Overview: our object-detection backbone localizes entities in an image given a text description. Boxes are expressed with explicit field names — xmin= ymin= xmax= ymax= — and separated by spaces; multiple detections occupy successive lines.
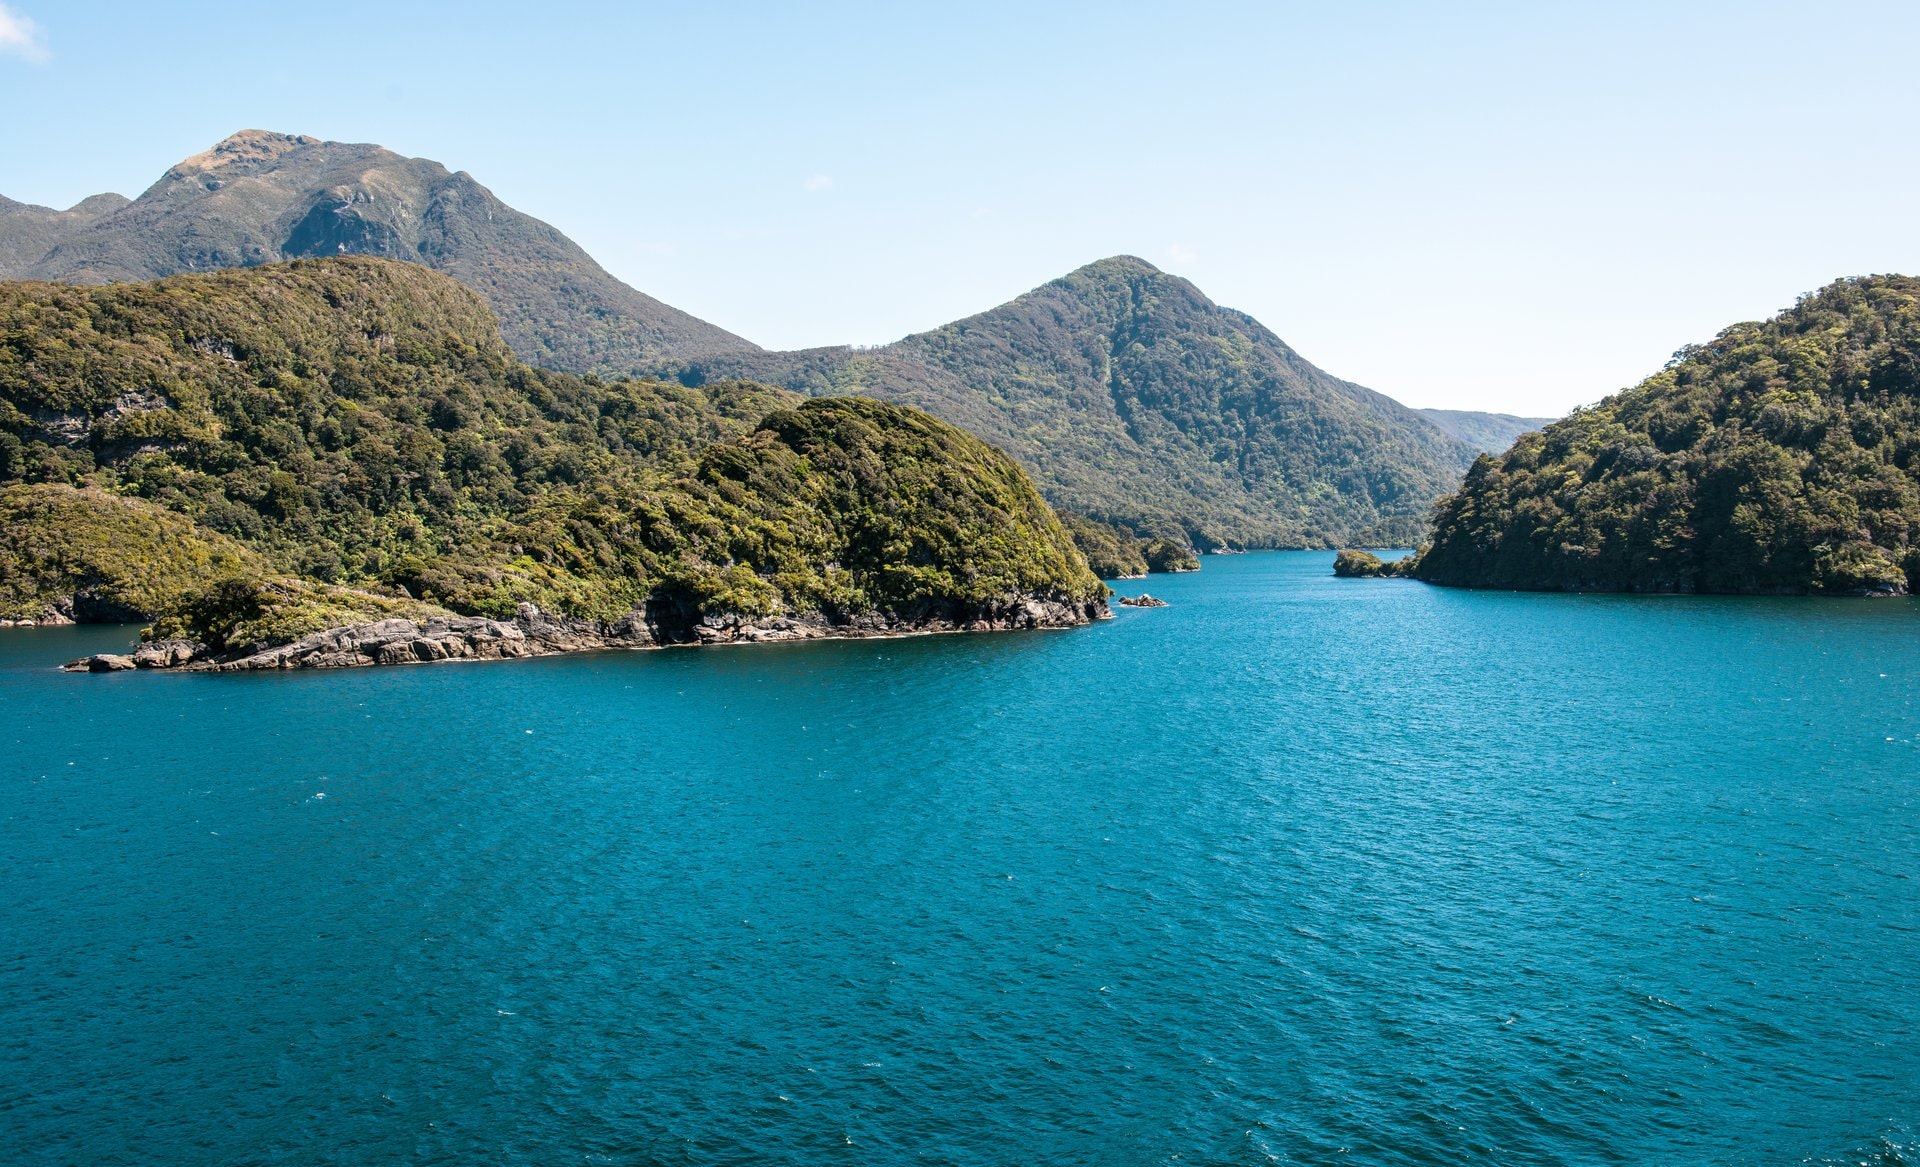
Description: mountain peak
xmin=667 ymin=257 xmax=1475 ymax=547
xmin=68 ymin=192 xmax=130 ymax=216
xmin=169 ymin=130 xmax=324 ymax=177
xmin=3 ymin=133 xmax=756 ymax=368
xmin=1073 ymin=255 xmax=1162 ymax=278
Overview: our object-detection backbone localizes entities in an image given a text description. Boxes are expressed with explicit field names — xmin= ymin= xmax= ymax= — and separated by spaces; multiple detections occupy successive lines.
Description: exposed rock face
xmin=133 ymin=640 xmax=200 ymax=668
xmin=66 ymin=598 xmax=1110 ymax=673
xmin=0 ymin=613 xmax=72 ymax=627
xmin=1117 ymin=594 xmax=1168 ymax=608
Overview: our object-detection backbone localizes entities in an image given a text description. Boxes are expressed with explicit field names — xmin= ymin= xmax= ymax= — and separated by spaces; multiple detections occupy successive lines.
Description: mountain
xmin=0 ymin=130 xmax=755 ymax=375
xmin=1407 ymin=275 xmax=1920 ymax=595
xmin=1416 ymin=408 xmax=1553 ymax=452
xmin=0 ymin=192 xmax=130 ymax=274
xmin=0 ymin=257 xmax=1104 ymax=663
xmin=662 ymin=257 xmax=1482 ymax=548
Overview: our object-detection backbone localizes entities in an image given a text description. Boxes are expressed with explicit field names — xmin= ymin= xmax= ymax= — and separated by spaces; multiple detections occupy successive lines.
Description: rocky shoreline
xmin=64 ymin=597 xmax=1110 ymax=673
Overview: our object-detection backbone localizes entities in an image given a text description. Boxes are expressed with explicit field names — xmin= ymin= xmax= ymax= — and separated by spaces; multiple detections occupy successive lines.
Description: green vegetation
xmin=0 ymin=484 xmax=259 ymax=621
xmin=8 ymin=136 xmax=1533 ymax=551
xmin=1059 ymin=514 xmax=1149 ymax=578
xmin=666 ymin=257 xmax=1481 ymax=549
xmin=1331 ymin=549 xmax=1414 ymax=578
xmin=674 ymin=397 xmax=1106 ymax=617
xmin=1416 ymin=409 xmax=1553 ymax=453
xmin=0 ymin=258 xmax=1103 ymax=651
xmin=1411 ymin=275 xmax=1920 ymax=595
xmin=0 ymin=130 xmax=755 ymax=375
xmin=1141 ymin=538 xmax=1200 ymax=573
xmin=1058 ymin=514 xmax=1207 ymax=577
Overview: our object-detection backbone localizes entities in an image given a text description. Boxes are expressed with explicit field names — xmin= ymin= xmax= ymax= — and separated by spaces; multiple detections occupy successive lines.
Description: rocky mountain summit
xmin=0 ymin=130 xmax=754 ymax=374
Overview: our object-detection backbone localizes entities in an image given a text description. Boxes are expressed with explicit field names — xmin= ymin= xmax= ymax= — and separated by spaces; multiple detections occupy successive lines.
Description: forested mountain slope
xmin=1417 ymin=408 xmax=1554 ymax=452
xmin=667 ymin=257 xmax=1481 ymax=548
xmin=1412 ymin=276 xmax=1920 ymax=595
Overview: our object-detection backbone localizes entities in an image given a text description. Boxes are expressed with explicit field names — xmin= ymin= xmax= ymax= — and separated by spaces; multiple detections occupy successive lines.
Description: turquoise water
xmin=3 ymin=552 xmax=1916 ymax=1166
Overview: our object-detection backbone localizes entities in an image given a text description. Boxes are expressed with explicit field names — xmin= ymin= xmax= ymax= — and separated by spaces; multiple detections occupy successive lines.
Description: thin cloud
xmin=0 ymin=4 xmax=48 ymax=62
xmin=802 ymin=174 xmax=833 ymax=193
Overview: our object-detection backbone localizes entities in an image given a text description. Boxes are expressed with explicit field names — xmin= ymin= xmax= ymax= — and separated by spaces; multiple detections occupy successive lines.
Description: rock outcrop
xmin=1117 ymin=594 xmax=1168 ymax=608
xmin=65 ymin=597 xmax=1109 ymax=673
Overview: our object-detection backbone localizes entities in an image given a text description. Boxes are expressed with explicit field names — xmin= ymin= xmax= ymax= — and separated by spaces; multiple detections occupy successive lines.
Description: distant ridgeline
xmin=1345 ymin=276 xmax=1920 ymax=596
xmin=659 ymin=257 xmax=1546 ymax=550
xmin=0 ymin=258 xmax=1108 ymax=666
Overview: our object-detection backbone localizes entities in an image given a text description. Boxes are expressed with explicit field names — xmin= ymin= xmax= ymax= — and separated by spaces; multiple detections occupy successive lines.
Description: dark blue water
xmin=3 ymin=553 xmax=1916 ymax=1166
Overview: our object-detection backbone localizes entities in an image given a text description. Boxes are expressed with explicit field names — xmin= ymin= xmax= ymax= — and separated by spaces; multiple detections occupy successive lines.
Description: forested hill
xmin=0 ymin=130 xmax=756 ymax=375
xmin=664 ymin=256 xmax=1482 ymax=549
xmin=1412 ymin=275 xmax=1920 ymax=596
xmin=0 ymin=258 xmax=1103 ymax=656
xmin=1417 ymin=408 xmax=1554 ymax=452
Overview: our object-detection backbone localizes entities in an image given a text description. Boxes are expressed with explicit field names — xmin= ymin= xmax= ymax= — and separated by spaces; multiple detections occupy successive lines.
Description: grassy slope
xmin=0 ymin=483 xmax=260 ymax=621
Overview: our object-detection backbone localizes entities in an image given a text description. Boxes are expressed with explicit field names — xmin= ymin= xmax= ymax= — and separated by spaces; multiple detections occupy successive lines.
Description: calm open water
xmin=2 ymin=552 xmax=1916 ymax=1166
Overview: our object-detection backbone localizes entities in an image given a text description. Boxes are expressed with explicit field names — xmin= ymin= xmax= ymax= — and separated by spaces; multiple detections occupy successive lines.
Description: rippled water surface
xmin=4 ymin=553 xmax=1917 ymax=1165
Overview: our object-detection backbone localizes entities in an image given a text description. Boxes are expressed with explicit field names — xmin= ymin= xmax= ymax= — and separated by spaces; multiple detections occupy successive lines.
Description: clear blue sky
xmin=4 ymin=1 xmax=1919 ymax=416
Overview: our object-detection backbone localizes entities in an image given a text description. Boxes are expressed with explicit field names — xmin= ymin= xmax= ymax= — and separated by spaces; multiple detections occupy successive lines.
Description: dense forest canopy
xmin=1411 ymin=275 xmax=1920 ymax=595
xmin=0 ymin=258 xmax=1103 ymax=651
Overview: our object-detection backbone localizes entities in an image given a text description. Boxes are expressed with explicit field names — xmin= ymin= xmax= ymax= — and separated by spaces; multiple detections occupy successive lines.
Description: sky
xmin=3 ymin=1 xmax=1919 ymax=417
